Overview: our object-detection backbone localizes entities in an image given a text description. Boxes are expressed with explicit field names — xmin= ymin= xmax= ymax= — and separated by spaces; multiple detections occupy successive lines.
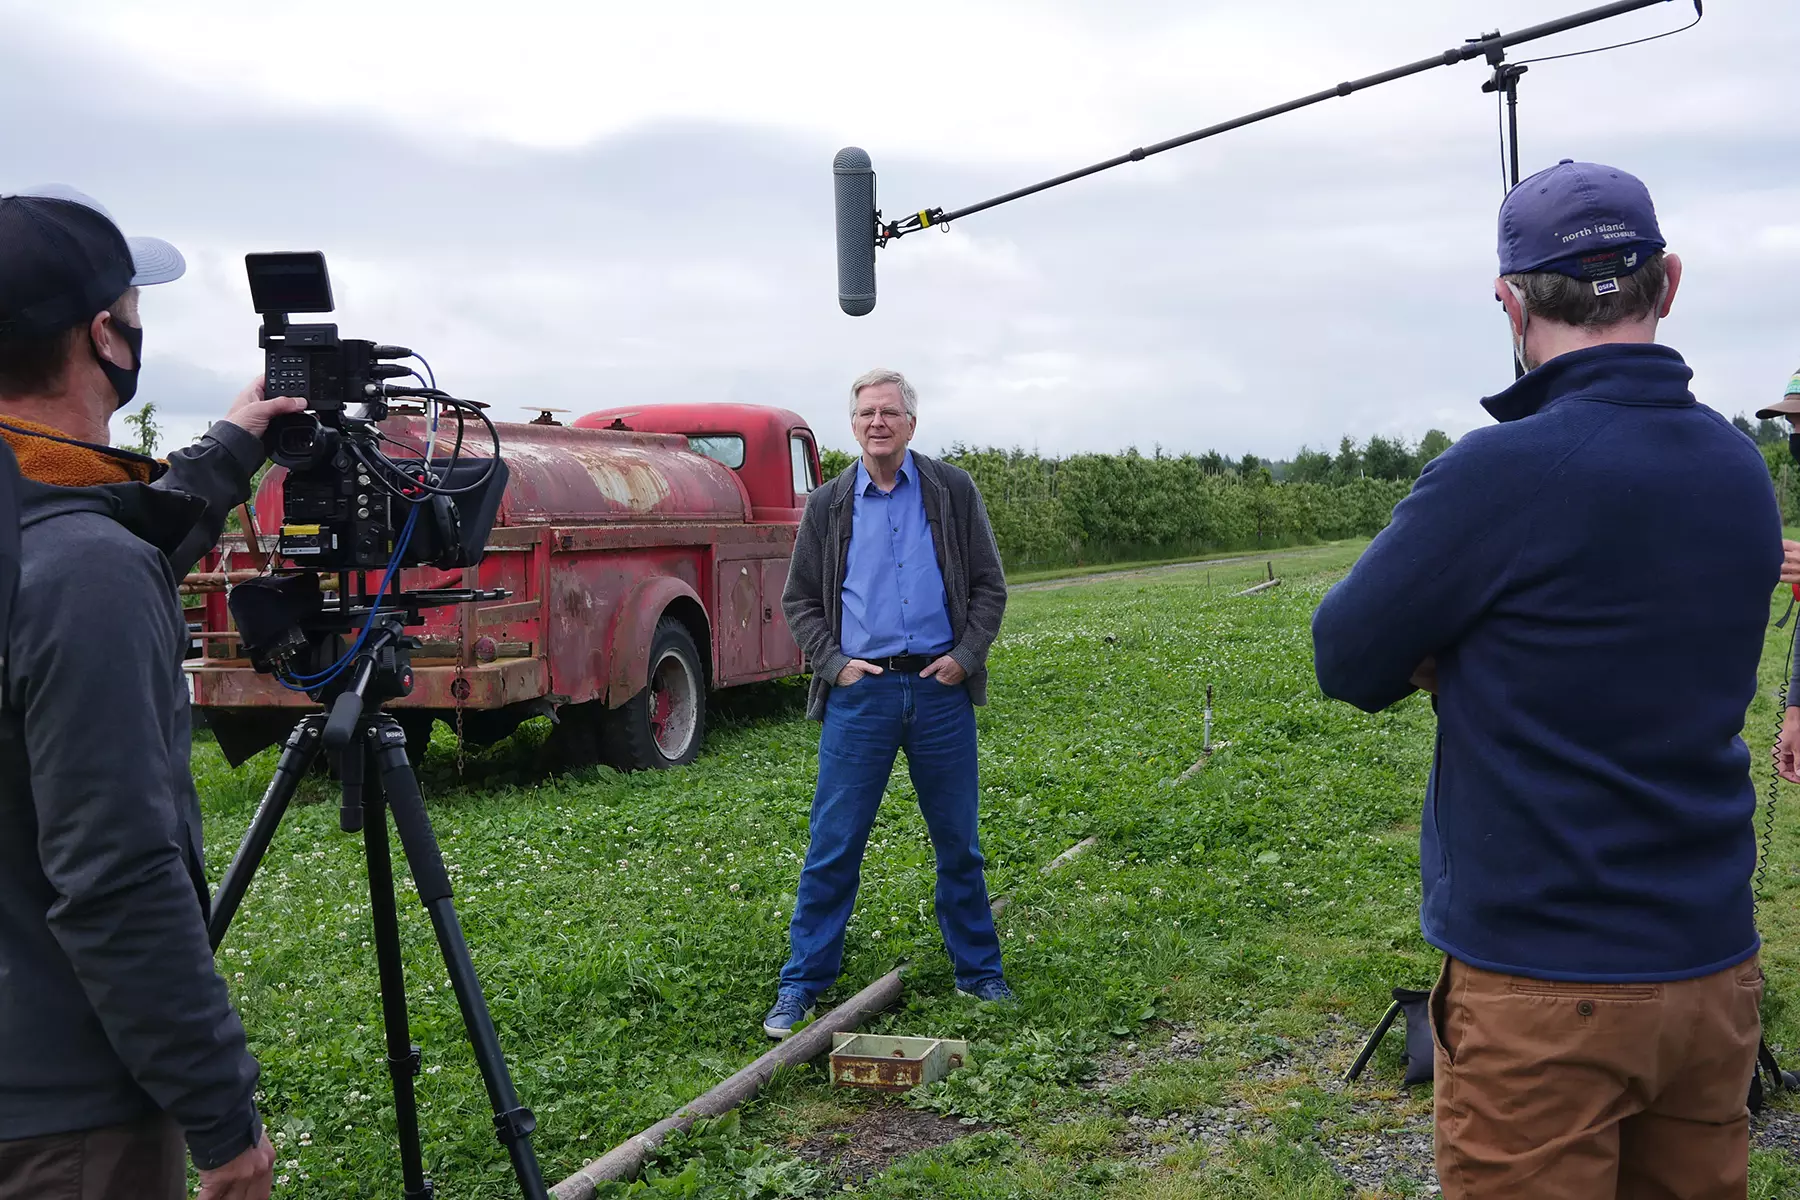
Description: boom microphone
xmin=841 ymin=0 xmax=1694 ymax=313
xmin=834 ymin=147 xmax=877 ymax=316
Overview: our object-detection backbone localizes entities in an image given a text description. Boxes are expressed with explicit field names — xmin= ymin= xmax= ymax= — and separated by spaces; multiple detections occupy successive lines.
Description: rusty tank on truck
xmin=186 ymin=402 xmax=825 ymax=771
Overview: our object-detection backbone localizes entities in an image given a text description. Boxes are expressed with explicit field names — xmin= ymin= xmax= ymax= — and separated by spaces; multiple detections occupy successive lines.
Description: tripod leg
xmin=209 ymin=716 xmax=324 ymax=950
xmin=1345 ymin=1001 xmax=1404 ymax=1083
xmin=368 ymin=719 xmax=549 ymax=1200
xmin=354 ymin=740 xmax=434 ymax=1200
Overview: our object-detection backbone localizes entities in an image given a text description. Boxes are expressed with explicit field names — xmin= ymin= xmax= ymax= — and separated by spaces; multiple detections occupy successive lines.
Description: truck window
xmin=790 ymin=434 xmax=819 ymax=495
xmin=686 ymin=434 xmax=746 ymax=470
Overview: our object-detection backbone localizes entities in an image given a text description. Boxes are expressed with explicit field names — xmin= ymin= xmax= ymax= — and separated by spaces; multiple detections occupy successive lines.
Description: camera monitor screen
xmin=246 ymin=251 xmax=335 ymax=315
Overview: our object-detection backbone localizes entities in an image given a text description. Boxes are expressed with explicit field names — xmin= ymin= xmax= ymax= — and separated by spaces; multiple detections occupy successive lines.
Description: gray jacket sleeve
xmin=949 ymin=475 xmax=1007 ymax=676
xmin=15 ymin=537 xmax=261 ymax=1169
xmin=782 ymin=489 xmax=850 ymax=686
xmin=153 ymin=421 xmax=265 ymax=580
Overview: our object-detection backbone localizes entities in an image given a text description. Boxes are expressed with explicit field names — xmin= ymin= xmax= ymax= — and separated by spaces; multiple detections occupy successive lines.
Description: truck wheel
xmin=602 ymin=618 xmax=707 ymax=770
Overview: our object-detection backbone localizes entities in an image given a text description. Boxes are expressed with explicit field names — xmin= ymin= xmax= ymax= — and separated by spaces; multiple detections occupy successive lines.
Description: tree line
xmin=814 ymin=409 xmax=1799 ymax=569
xmin=818 ymin=431 xmax=1455 ymax=569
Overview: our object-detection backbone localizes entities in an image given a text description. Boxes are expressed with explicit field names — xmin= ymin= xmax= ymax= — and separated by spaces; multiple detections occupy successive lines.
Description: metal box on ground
xmin=829 ymin=1033 xmax=971 ymax=1093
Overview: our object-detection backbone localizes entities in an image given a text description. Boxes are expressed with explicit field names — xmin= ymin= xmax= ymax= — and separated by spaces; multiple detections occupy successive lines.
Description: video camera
xmin=231 ymin=252 xmax=511 ymax=698
xmin=247 ymin=251 xmax=506 ymax=572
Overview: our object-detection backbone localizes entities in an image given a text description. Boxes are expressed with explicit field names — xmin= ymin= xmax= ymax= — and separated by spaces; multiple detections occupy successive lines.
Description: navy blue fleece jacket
xmin=1313 ymin=344 xmax=1780 ymax=982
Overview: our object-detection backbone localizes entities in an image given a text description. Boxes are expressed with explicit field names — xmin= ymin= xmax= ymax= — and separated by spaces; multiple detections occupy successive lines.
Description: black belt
xmin=867 ymin=654 xmax=934 ymax=673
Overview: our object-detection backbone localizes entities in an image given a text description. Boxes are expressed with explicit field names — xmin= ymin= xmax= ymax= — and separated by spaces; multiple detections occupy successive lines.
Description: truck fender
xmin=605 ymin=575 xmax=708 ymax=707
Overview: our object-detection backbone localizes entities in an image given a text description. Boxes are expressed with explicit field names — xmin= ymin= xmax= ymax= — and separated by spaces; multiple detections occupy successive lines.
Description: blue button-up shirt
xmin=840 ymin=452 xmax=955 ymax=659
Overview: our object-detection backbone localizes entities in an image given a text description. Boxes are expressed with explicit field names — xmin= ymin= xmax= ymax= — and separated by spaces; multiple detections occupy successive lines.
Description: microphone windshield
xmin=834 ymin=147 xmax=877 ymax=316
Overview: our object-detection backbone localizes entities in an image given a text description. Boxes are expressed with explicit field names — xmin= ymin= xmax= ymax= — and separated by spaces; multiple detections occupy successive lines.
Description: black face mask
xmin=93 ymin=320 xmax=143 ymax=411
xmin=1789 ymin=432 xmax=1800 ymax=465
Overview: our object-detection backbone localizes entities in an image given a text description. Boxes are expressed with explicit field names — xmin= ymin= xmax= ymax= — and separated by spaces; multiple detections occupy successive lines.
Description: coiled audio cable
xmin=1760 ymin=585 xmax=1799 ymax=906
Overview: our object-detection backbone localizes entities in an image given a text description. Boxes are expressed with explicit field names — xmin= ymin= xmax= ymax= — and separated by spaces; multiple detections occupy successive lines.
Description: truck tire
xmin=602 ymin=617 xmax=707 ymax=770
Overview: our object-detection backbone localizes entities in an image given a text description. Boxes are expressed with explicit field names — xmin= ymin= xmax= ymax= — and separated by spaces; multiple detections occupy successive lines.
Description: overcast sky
xmin=2 ymin=0 xmax=1793 ymax=461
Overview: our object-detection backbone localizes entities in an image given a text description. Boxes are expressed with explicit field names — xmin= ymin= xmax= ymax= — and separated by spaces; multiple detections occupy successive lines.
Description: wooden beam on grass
xmin=989 ymin=835 xmax=1097 ymax=919
xmin=551 ymin=834 xmax=1100 ymax=1196
xmin=550 ymin=967 xmax=905 ymax=1198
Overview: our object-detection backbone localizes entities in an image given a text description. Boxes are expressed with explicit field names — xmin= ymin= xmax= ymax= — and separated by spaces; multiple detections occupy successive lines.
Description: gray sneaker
xmin=762 ymin=990 xmax=815 ymax=1039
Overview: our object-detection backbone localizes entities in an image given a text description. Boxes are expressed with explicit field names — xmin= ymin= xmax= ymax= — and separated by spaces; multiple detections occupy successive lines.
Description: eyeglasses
xmin=854 ymin=408 xmax=909 ymax=424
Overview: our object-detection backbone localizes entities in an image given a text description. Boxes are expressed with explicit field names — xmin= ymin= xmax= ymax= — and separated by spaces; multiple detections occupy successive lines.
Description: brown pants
xmin=1432 ymin=953 xmax=1764 ymax=1200
xmin=0 ymin=1113 xmax=185 ymax=1200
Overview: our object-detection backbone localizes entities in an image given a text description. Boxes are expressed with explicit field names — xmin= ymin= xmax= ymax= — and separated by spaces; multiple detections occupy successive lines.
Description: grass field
xmin=193 ymin=542 xmax=1800 ymax=1197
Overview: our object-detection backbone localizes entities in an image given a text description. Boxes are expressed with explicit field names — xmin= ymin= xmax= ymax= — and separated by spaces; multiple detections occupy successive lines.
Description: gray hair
xmin=848 ymin=368 xmax=919 ymax=418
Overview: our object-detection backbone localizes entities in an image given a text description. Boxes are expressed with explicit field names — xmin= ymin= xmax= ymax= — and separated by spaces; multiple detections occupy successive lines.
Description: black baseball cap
xmin=0 ymin=184 xmax=185 ymax=338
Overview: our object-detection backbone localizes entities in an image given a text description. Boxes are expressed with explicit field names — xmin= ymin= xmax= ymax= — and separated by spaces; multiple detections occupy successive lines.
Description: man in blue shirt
xmin=767 ymin=368 xmax=1011 ymax=1038
xmin=1313 ymin=162 xmax=1778 ymax=1198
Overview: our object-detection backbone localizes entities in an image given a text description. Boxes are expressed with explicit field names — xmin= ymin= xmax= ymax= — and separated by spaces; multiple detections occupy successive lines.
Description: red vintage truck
xmin=185 ymin=402 xmax=825 ymax=771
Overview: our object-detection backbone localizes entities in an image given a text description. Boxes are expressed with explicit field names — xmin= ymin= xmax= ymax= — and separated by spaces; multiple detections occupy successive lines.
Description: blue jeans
xmin=779 ymin=671 xmax=1004 ymax=1000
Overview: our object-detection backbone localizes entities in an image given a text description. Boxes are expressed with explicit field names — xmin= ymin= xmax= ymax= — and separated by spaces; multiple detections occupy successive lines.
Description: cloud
xmin=4 ymin=0 xmax=1797 ymax=464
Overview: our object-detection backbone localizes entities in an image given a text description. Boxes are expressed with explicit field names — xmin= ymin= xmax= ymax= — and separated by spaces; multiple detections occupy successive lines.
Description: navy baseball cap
xmin=0 ymin=184 xmax=185 ymax=338
xmin=1498 ymin=159 xmax=1665 ymax=283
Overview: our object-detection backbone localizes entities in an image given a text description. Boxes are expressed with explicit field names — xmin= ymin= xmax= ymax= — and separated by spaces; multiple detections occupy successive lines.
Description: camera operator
xmin=1312 ymin=162 xmax=1780 ymax=1198
xmin=1759 ymin=371 xmax=1800 ymax=785
xmin=0 ymin=186 xmax=302 ymax=1200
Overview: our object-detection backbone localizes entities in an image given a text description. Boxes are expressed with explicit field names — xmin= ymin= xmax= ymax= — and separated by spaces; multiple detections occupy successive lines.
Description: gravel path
xmin=1093 ymin=1020 xmax=1800 ymax=1195
xmin=792 ymin=1020 xmax=1800 ymax=1195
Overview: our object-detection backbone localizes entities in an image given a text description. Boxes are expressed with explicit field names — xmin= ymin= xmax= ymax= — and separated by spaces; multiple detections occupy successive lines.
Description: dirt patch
xmin=789 ymin=1104 xmax=987 ymax=1183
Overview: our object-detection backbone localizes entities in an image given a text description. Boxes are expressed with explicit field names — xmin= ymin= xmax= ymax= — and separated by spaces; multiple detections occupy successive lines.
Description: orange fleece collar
xmin=0 ymin=416 xmax=163 ymax=488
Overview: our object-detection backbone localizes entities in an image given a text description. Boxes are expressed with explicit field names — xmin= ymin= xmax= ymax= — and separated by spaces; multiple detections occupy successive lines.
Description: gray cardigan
xmin=783 ymin=452 xmax=1007 ymax=720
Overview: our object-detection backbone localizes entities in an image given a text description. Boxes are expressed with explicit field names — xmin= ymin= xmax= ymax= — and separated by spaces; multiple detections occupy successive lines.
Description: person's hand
xmin=920 ymin=655 xmax=966 ymax=685
xmin=835 ymin=659 xmax=883 ymax=686
xmin=1410 ymin=656 xmax=1439 ymax=695
xmin=1781 ymin=540 xmax=1800 ymax=587
xmin=1777 ymin=708 xmax=1800 ymax=786
xmin=195 ymin=1132 xmax=274 ymax=1200
xmin=223 ymin=375 xmax=306 ymax=440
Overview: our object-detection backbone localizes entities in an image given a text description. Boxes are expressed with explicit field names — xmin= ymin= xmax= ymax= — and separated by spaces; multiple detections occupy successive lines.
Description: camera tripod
xmin=207 ymin=616 xmax=548 ymax=1199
